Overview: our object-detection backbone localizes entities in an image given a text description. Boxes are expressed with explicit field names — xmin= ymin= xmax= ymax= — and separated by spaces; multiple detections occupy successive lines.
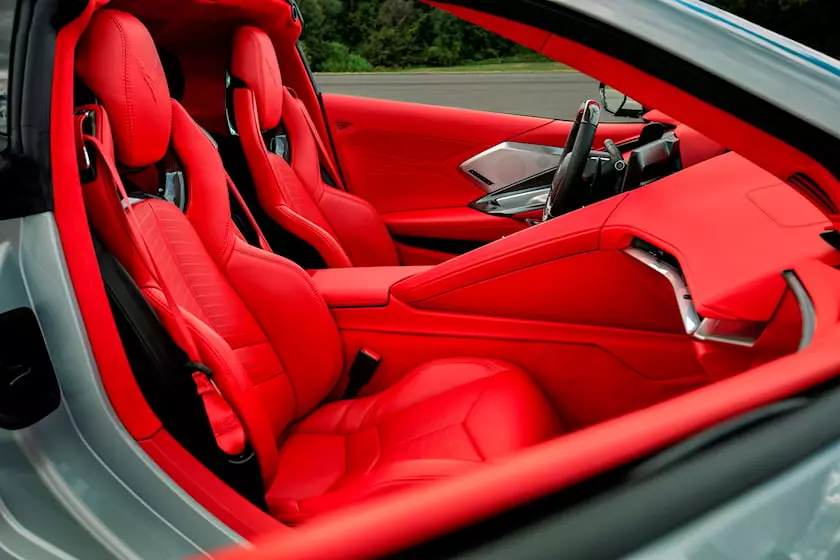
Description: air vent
xmin=467 ymin=169 xmax=494 ymax=187
xmin=630 ymin=237 xmax=682 ymax=274
xmin=787 ymin=173 xmax=837 ymax=214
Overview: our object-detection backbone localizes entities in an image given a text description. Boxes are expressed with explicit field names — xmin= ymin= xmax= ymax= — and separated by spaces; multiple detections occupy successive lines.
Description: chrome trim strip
xmin=495 ymin=187 xmax=550 ymax=208
xmin=782 ymin=270 xmax=815 ymax=350
xmin=459 ymin=142 xmax=565 ymax=193
xmin=625 ymin=245 xmax=776 ymax=348
xmin=693 ymin=318 xmax=763 ymax=348
xmin=623 ymin=247 xmax=700 ymax=334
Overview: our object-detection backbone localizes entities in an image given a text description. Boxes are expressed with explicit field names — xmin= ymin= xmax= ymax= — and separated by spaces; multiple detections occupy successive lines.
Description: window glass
xmin=299 ymin=0 xmax=580 ymax=119
xmin=302 ymin=0 xmax=839 ymax=120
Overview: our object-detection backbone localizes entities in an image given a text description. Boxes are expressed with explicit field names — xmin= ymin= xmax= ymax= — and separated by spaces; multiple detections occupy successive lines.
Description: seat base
xmin=266 ymin=358 xmax=561 ymax=524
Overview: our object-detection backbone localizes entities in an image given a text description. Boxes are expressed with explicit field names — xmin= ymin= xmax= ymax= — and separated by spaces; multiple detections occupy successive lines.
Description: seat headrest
xmin=76 ymin=10 xmax=172 ymax=169
xmin=230 ymin=26 xmax=283 ymax=131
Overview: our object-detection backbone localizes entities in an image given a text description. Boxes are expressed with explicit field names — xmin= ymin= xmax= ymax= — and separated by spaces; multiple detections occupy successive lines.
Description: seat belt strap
xmin=290 ymin=90 xmax=346 ymax=191
xmin=197 ymin=123 xmax=272 ymax=253
xmin=224 ymin=171 xmax=272 ymax=253
xmin=83 ymin=135 xmax=247 ymax=457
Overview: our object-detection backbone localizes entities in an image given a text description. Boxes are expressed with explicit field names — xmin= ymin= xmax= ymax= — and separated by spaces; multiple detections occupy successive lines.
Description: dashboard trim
xmin=459 ymin=141 xmax=565 ymax=193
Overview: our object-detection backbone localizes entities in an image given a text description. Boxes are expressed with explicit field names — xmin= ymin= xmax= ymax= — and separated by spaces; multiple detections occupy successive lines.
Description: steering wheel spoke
xmin=544 ymin=99 xmax=602 ymax=220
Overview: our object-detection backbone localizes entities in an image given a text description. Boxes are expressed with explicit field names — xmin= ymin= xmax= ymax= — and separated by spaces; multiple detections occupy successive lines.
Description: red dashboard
xmin=395 ymin=152 xmax=831 ymax=325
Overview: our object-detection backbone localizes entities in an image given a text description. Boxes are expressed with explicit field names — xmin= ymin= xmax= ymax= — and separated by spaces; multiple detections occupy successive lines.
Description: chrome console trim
xmin=623 ymin=247 xmax=701 ymax=334
xmin=624 ymin=245 xmax=774 ymax=348
xmin=495 ymin=188 xmax=549 ymax=208
xmin=693 ymin=319 xmax=766 ymax=348
xmin=459 ymin=142 xmax=565 ymax=193
xmin=782 ymin=270 xmax=815 ymax=351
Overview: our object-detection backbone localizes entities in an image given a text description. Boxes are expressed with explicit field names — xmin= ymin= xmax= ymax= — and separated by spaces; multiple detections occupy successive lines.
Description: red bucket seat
xmin=75 ymin=10 xmax=560 ymax=524
xmin=229 ymin=26 xmax=402 ymax=268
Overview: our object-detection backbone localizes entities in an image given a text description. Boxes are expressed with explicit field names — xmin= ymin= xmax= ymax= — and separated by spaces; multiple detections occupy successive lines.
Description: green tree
xmin=297 ymin=0 xmax=345 ymax=69
xmin=300 ymin=0 xmax=535 ymax=71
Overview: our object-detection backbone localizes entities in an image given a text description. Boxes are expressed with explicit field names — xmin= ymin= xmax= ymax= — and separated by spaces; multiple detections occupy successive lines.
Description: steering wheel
xmin=543 ymin=99 xmax=601 ymax=220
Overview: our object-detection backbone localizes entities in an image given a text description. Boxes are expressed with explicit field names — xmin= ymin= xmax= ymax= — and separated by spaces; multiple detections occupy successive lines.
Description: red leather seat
xmin=75 ymin=10 xmax=560 ymax=524
xmin=230 ymin=26 xmax=401 ymax=268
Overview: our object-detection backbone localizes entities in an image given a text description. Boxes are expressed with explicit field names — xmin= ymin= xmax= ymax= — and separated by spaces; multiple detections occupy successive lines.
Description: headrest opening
xmin=76 ymin=9 xmax=172 ymax=169
xmin=158 ymin=48 xmax=185 ymax=102
xmin=230 ymin=26 xmax=284 ymax=131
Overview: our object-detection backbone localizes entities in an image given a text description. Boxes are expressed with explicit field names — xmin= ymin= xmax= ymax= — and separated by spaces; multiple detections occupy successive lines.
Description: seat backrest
xmin=75 ymin=9 xmax=345 ymax=487
xmin=229 ymin=26 xmax=400 ymax=268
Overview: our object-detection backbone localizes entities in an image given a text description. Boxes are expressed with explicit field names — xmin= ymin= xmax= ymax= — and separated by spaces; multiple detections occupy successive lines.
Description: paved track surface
xmin=315 ymin=72 xmax=635 ymax=122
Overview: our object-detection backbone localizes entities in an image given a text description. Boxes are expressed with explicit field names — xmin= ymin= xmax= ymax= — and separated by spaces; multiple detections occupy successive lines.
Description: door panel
xmin=324 ymin=93 xmax=554 ymax=214
xmin=323 ymin=93 xmax=647 ymax=253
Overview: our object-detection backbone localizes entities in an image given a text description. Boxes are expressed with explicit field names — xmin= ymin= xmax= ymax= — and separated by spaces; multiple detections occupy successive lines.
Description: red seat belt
xmin=196 ymin=122 xmax=272 ymax=253
xmin=83 ymin=135 xmax=248 ymax=457
xmin=224 ymin=170 xmax=273 ymax=253
xmin=291 ymin=90 xmax=347 ymax=191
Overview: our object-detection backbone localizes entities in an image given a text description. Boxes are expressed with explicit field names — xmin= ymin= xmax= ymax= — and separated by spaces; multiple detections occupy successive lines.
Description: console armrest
xmin=310 ymin=266 xmax=432 ymax=308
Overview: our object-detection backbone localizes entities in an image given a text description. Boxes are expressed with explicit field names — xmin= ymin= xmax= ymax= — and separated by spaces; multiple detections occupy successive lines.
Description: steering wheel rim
xmin=543 ymin=99 xmax=601 ymax=220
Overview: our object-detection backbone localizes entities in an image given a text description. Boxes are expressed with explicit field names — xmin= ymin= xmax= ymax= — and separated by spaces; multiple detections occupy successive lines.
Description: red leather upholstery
xmin=310 ymin=266 xmax=431 ymax=308
xmin=392 ymin=195 xmax=626 ymax=305
xmin=382 ymin=208 xmax=526 ymax=242
xmin=230 ymin=27 xmax=283 ymax=130
xmin=230 ymin=26 xmax=400 ymax=267
xmin=76 ymin=10 xmax=171 ymax=168
xmin=77 ymin=10 xmax=559 ymax=523
xmin=267 ymin=358 xmax=560 ymax=524
xmin=674 ymin=124 xmax=726 ymax=168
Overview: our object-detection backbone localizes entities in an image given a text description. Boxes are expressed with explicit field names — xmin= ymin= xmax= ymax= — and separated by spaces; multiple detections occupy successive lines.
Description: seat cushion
xmin=266 ymin=358 xmax=561 ymax=524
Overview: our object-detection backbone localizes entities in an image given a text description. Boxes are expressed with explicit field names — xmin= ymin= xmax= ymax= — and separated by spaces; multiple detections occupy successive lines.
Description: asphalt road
xmin=315 ymin=71 xmax=634 ymax=122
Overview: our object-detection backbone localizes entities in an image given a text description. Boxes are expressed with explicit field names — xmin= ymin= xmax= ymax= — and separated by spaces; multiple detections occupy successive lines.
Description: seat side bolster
xmin=274 ymin=205 xmax=354 ymax=268
xmin=224 ymin=238 xmax=345 ymax=418
xmin=319 ymin=188 xmax=400 ymax=267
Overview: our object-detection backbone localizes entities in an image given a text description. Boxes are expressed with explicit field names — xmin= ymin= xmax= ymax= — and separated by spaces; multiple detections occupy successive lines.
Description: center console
xmin=313 ymin=153 xmax=822 ymax=423
xmin=309 ymin=266 xmax=431 ymax=308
